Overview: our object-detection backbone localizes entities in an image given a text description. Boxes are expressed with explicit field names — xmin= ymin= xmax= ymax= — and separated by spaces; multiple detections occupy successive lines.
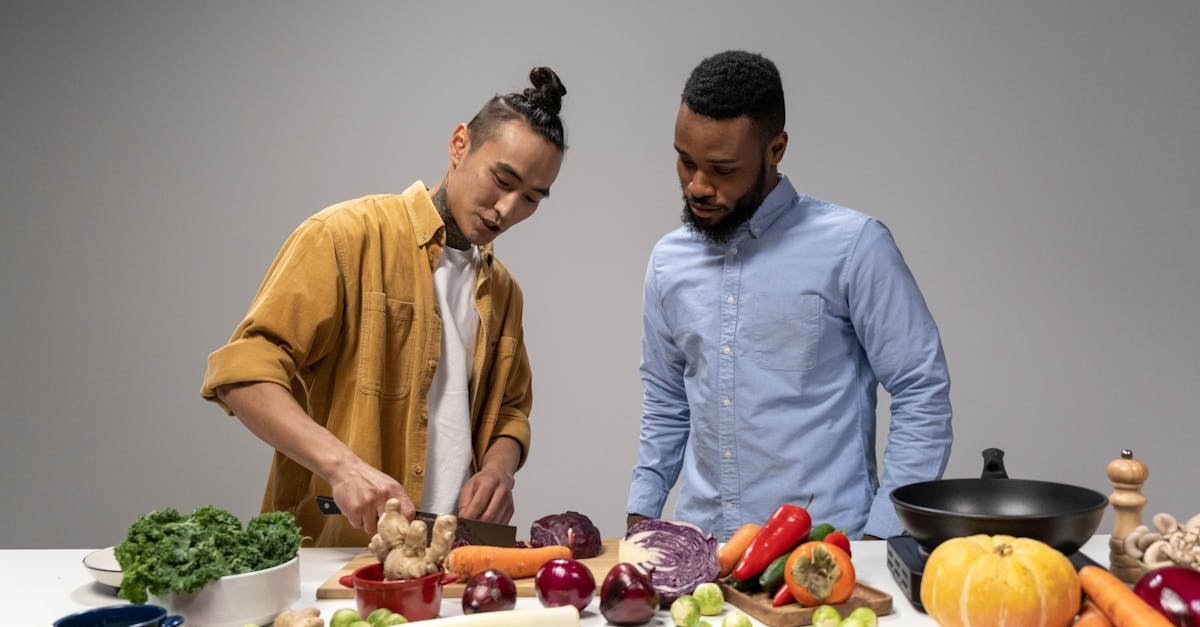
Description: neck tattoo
xmin=432 ymin=186 xmax=471 ymax=250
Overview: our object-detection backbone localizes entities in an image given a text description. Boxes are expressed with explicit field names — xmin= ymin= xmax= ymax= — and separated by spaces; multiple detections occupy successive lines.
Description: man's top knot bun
xmin=524 ymin=66 xmax=566 ymax=115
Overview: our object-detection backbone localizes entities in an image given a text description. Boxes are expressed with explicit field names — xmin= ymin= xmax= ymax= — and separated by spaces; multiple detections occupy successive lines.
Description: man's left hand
xmin=457 ymin=436 xmax=521 ymax=523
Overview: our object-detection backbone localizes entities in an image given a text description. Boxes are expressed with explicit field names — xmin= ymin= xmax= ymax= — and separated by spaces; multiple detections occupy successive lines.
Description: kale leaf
xmin=114 ymin=505 xmax=303 ymax=604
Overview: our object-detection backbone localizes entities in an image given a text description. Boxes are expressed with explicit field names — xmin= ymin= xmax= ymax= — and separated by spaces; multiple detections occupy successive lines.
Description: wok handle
xmin=981 ymin=448 xmax=1009 ymax=479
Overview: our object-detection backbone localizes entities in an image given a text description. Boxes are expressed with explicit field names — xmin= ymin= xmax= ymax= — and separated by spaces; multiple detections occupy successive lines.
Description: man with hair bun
xmin=626 ymin=51 xmax=953 ymax=542
xmin=202 ymin=68 xmax=568 ymax=546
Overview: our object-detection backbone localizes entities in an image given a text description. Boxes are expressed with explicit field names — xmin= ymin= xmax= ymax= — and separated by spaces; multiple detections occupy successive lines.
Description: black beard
xmin=680 ymin=163 xmax=768 ymax=245
xmin=432 ymin=185 xmax=471 ymax=250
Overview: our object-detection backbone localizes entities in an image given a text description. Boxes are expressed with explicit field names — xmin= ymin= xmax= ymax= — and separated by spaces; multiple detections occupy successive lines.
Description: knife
xmin=315 ymin=496 xmax=517 ymax=547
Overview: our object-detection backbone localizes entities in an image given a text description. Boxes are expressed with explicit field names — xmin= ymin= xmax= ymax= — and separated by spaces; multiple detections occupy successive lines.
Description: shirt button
xmin=729 ymin=247 xmax=738 ymax=255
xmin=427 ymin=359 xmax=437 ymax=368
xmin=726 ymin=502 xmax=735 ymax=509
xmin=726 ymin=295 xmax=735 ymax=305
xmin=413 ymin=465 xmax=423 ymax=476
xmin=722 ymin=398 xmax=731 ymax=407
xmin=723 ymin=450 xmax=733 ymax=459
xmin=722 ymin=345 xmax=732 ymax=355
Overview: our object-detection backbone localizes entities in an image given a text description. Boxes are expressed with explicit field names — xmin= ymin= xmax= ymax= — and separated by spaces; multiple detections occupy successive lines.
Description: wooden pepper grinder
xmin=1106 ymin=449 xmax=1149 ymax=583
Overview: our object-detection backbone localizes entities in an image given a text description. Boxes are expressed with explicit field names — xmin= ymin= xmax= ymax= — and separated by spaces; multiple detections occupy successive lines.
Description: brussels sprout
xmin=366 ymin=608 xmax=394 ymax=626
xmin=721 ymin=611 xmax=753 ymax=627
xmin=670 ymin=594 xmax=702 ymax=626
xmin=330 ymin=608 xmax=362 ymax=627
xmin=812 ymin=604 xmax=841 ymax=627
xmin=846 ymin=607 xmax=878 ymax=627
xmin=691 ymin=582 xmax=724 ymax=615
xmin=837 ymin=618 xmax=870 ymax=627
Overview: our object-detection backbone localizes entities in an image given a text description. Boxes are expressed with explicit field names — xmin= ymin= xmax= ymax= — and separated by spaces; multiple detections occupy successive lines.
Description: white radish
xmin=398 ymin=606 xmax=580 ymax=626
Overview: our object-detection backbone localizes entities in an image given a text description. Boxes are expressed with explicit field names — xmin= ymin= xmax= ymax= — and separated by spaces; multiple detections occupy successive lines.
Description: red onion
xmin=533 ymin=558 xmax=595 ymax=612
xmin=1134 ymin=566 xmax=1200 ymax=626
xmin=461 ymin=568 xmax=517 ymax=614
xmin=600 ymin=562 xmax=660 ymax=625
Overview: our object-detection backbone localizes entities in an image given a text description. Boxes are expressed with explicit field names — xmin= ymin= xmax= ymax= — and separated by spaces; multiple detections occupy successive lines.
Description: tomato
xmin=784 ymin=541 xmax=856 ymax=606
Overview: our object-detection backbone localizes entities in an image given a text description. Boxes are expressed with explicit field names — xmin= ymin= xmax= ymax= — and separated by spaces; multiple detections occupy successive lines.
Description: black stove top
xmin=886 ymin=535 xmax=1102 ymax=613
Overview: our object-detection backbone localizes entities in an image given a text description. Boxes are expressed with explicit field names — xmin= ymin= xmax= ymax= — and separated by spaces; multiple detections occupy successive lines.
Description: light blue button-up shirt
xmin=626 ymin=175 xmax=952 ymax=541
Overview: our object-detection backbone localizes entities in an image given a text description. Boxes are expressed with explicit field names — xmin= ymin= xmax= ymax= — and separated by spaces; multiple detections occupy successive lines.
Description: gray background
xmin=2 ymin=1 xmax=1197 ymax=549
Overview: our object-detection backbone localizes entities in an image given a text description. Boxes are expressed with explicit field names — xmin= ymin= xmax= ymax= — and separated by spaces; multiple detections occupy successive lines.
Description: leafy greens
xmin=114 ymin=505 xmax=303 ymax=604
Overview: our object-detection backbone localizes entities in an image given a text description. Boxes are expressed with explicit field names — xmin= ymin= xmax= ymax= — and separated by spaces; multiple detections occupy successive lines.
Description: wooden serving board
xmin=719 ymin=582 xmax=893 ymax=627
xmin=318 ymin=538 xmax=622 ymax=599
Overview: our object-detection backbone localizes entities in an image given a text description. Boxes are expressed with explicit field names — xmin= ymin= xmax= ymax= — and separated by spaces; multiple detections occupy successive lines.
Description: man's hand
xmin=329 ymin=460 xmax=414 ymax=534
xmin=217 ymin=381 xmax=412 ymax=535
xmin=626 ymin=513 xmax=649 ymax=529
xmin=458 ymin=465 xmax=515 ymax=523
xmin=458 ymin=436 xmax=520 ymax=523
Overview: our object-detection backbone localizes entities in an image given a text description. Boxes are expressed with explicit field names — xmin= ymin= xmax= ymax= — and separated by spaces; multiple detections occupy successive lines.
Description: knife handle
xmin=316 ymin=495 xmax=341 ymax=515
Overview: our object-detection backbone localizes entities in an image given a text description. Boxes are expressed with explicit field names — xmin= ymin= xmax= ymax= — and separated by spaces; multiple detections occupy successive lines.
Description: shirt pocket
xmin=358 ymin=291 xmax=416 ymax=399
xmin=747 ymin=294 xmax=822 ymax=371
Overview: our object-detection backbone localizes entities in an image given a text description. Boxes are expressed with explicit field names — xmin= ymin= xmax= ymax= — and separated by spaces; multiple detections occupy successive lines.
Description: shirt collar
xmin=746 ymin=174 xmax=798 ymax=239
xmin=401 ymin=180 xmax=494 ymax=266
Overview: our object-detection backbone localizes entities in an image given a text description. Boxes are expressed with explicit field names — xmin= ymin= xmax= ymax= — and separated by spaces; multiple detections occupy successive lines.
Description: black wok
xmin=890 ymin=448 xmax=1107 ymax=555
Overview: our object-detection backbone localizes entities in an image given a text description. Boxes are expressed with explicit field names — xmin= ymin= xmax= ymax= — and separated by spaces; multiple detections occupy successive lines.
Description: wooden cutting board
xmin=719 ymin=582 xmax=892 ymax=627
xmin=318 ymin=538 xmax=621 ymax=599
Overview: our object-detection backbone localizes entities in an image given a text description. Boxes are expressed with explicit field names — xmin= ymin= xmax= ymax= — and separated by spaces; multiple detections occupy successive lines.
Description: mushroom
xmin=1138 ymin=511 xmax=1200 ymax=570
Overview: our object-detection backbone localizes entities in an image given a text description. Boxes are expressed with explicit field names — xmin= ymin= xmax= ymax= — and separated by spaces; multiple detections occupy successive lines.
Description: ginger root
xmin=369 ymin=497 xmax=457 ymax=581
xmin=274 ymin=607 xmax=323 ymax=627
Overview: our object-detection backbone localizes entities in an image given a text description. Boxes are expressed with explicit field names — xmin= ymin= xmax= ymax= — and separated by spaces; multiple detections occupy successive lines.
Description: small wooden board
xmin=318 ymin=538 xmax=621 ymax=599
xmin=719 ymin=582 xmax=893 ymax=627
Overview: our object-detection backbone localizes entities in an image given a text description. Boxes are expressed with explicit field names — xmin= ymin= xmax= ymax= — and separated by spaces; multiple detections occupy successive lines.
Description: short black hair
xmin=467 ymin=66 xmax=568 ymax=151
xmin=682 ymin=50 xmax=785 ymax=140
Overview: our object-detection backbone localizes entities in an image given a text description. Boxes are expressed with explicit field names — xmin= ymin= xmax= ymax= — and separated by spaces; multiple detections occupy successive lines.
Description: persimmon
xmin=783 ymin=541 xmax=855 ymax=606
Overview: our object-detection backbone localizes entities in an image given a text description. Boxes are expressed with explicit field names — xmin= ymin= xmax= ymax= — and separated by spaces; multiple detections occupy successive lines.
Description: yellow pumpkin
xmin=921 ymin=534 xmax=1080 ymax=627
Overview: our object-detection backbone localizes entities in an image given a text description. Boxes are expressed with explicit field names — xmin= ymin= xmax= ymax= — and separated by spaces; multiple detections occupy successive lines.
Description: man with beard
xmin=625 ymin=51 xmax=952 ymax=541
xmin=201 ymin=68 xmax=567 ymax=546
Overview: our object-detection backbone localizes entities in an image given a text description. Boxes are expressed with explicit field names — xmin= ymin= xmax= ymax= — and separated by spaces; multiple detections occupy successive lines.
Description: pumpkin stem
xmin=994 ymin=543 xmax=1013 ymax=557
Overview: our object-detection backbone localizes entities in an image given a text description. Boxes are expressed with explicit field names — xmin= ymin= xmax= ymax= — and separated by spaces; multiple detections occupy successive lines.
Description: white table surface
xmin=9 ymin=535 xmax=1111 ymax=626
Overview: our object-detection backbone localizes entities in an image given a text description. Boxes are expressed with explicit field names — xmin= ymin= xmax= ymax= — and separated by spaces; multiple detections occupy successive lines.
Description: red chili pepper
xmin=731 ymin=502 xmax=813 ymax=581
xmin=824 ymin=530 xmax=852 ymax=557
xmin=771 ymin=581 xmax=796 ymax=607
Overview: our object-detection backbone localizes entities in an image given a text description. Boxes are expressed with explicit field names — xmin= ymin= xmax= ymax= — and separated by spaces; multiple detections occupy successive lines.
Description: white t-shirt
xmin=419 ymin=245 xmax=480 ymax=515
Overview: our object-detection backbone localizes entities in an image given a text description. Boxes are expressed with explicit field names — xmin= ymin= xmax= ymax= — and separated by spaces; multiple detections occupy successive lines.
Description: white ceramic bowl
xmin=150 ymin=556 xmax=300 ymax=627
xmin=82 ymin=546 xmax=123 ymax=588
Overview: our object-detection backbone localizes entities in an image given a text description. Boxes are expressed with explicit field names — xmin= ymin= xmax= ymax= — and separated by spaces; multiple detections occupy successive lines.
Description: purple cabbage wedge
xmin=530 ymin=511 xmax=603 ymax=559
xmin=619 ymin=519 xmax=719 ymax=607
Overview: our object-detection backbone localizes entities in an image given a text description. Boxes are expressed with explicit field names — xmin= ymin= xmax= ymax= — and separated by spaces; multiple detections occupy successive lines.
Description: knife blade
xmin=315 ymin=496 xmax=517 ymax=547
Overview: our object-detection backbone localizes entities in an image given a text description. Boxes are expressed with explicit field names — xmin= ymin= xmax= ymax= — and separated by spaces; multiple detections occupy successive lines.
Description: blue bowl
xmin=54 ymin=604 xmax=183 ymax=627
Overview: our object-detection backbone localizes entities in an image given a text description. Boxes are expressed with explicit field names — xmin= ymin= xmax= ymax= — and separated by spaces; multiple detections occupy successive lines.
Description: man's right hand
xmin=329 ymin=461 xmax=414 ymax=534
xmin=626 ymin=513 xmax=649 ymax=529
xmin=217 ymin=381 xmax=414 ymax=535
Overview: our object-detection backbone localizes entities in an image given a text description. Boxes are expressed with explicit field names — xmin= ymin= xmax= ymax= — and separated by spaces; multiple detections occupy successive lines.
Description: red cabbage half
xmin=530 ymin=510 xmax=602 ymax=559
xmin=619 ymin=519 xmax=719 ymax=606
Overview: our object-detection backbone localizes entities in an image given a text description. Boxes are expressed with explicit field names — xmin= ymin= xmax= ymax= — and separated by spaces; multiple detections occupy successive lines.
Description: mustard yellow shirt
xmin=201 ymin=181 xmax=532 ymax=546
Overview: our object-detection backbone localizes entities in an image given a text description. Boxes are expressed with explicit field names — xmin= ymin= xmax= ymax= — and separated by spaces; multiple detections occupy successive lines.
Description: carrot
xmin=444 ymin=545 xmax=572 ymax=580
xmin=1078 ymin=565 xmax=1172 ymax=627
xmin=1074 ymin=599 xmax=1114 ymax=627
xmin=718 ymin=523 xmax=761 ymax=578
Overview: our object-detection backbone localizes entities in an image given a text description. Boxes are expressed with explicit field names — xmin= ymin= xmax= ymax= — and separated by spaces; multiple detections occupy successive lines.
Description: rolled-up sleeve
xmin=846 ymin=219 xmax=953 ymax=538
xmin=201 ymin=219 xmax=344 ymax=413
xmin=491 ymin=328 xmax=533 ymax=469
